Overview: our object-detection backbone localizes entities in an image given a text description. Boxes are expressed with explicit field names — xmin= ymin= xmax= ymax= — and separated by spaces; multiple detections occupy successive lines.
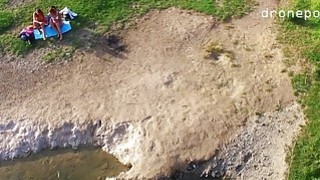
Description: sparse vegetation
xmin=204 ymin=41 xmax=224 ymax=60
xmin=231 ymin=63 xmax=241 ymax=68
xmin=43 ymin=46 xmax=75 ymax=63
xmin=264 ymin=53 xmax=273 ymax=59
xmin=278 ymin=0 xmax=320 ymax=179
xmin=0 ymin=34 xmax=31 ymax=55
xmin=204 ymin=41 xmax=235 ymax=60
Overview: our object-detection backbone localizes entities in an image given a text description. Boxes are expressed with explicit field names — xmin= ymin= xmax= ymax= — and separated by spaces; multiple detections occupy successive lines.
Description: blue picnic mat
xmin=34 ymin=21 xmax=72 ymax=39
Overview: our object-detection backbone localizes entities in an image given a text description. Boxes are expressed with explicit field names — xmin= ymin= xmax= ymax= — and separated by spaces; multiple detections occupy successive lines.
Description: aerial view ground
xmin=0 ymin=0 xmax=319 ymax=179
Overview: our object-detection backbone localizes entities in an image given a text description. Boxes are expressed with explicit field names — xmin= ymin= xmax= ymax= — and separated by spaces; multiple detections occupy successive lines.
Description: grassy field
xmin=0 ymin=0 xmax=253 ymax=56
xmin=278 ymin=0 xmax=320 ymax=179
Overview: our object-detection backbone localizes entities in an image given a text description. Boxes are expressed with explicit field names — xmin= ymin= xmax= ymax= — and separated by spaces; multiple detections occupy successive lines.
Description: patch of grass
xmin=0 ymin=10 xmax=14 ymax=34
xmin=205 ymin=41 xmax=224 ymax=52
xmin=289 ymin=83 xmax=320 ymax=180
xmin=288 ymin=71 xmax=295 ymax=77
xmin=204 ymin=41 xmax=234 ymax=60
xmin=0 ymin=0 xmax=8 ymax=9
xmin=279 ymin=0 xmax=320 ymax=179
xmin=43 ymin=46 xmax=75 ymax=63
xmin=0 ymin=34 xmax=32 ymax=55
xmin=292 ymin=74 xmax=312 ymax=96
xmin=0 ymin=0 xmax=254 ymax=57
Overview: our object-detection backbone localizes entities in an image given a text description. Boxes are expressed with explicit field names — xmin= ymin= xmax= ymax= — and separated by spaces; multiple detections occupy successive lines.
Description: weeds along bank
xmin=278 ymin=0 xmax=320 ymax=179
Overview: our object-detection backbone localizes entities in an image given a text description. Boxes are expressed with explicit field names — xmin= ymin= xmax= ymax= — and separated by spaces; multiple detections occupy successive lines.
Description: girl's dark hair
xmin=35 ymin=8 xmax=43 ymax=14
xmin=49 ymin=7 xmax=57 ymax=14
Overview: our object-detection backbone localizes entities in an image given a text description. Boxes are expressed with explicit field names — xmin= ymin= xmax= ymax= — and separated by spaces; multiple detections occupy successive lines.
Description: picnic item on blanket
xmin=60 ymin=7 xmax=78 ymax=20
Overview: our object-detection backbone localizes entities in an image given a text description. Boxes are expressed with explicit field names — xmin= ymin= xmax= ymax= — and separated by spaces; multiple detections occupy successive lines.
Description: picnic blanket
xmin=34 ymin=21 xmax=72 ymax=40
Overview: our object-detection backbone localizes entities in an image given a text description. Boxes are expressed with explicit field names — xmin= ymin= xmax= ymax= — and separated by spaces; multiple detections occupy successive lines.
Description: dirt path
xmin=0 ymin=0 xmax=304 ymax=179
xmin=178 ymin=0 xmax=305 ymax=179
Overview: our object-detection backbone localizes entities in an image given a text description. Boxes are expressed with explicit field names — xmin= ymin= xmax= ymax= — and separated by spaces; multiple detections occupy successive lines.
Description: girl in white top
xmin=49 ymin=6 xmax=63 ymax=40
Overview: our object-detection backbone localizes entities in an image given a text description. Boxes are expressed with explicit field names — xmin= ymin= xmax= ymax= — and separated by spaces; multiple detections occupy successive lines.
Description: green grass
xmin=289 ymin=82 xmax=320 ymax=180
xmin=0 ymin=0 xmax=8 ymax=9
xmin=0 ymin=0 xmax=253 ymax=58
xmin=43 ymin=45 xmax=75 ymax=63
xmin=0 ymin=34 xmax=32 ymax=55
xmin=0 ymin=10 xmax=14 ymax=34
xmin=292 ymin=74 xmax=312 ymax=96
xmin=278 ymin=0 xmax=320 ymax=179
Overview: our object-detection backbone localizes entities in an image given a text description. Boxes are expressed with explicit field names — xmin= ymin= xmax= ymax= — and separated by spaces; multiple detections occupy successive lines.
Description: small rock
xmin=235 ymin=164 xmax=244 ymax=173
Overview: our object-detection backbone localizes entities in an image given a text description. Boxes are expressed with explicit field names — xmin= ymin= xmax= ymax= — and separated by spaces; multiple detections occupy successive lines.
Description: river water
xmin=0 ymin=147 xmax=128 ymax=180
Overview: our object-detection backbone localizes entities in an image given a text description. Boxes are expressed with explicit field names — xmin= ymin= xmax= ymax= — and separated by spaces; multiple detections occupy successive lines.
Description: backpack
xmin=19 ymin=26 xmax=35 ymax=44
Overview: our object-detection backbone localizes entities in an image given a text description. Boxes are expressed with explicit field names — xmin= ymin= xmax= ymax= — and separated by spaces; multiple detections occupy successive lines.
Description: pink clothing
xmin=20 ymin=27 xmax=34 ymax=36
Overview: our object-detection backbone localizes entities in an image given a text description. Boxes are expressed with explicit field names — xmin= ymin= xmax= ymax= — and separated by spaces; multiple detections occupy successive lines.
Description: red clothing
xmin=34 ymin=12 xmax=48 ymax=25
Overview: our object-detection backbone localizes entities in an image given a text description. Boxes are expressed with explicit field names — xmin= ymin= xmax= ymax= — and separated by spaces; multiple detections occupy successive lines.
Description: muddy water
xmin=0 ymin=148 xmax=129 ymax=180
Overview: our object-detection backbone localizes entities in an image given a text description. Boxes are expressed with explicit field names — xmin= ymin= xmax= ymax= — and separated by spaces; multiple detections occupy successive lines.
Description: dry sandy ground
xmin=0 ymin=0 xmax=304 ymax=179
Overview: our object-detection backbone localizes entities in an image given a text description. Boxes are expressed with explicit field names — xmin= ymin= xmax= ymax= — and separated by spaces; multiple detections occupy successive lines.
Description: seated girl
xmin=49 ymin=7 xmax=63 ymax=41
xmin=18 ymin=25 xmax=35 ymax=44
xmin=33 ymin=9 xmax=48 ymax=40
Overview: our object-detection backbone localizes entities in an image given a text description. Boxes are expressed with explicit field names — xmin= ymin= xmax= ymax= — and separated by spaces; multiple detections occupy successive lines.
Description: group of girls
xmin=33 ymin=6 xmax=63 ymax=41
